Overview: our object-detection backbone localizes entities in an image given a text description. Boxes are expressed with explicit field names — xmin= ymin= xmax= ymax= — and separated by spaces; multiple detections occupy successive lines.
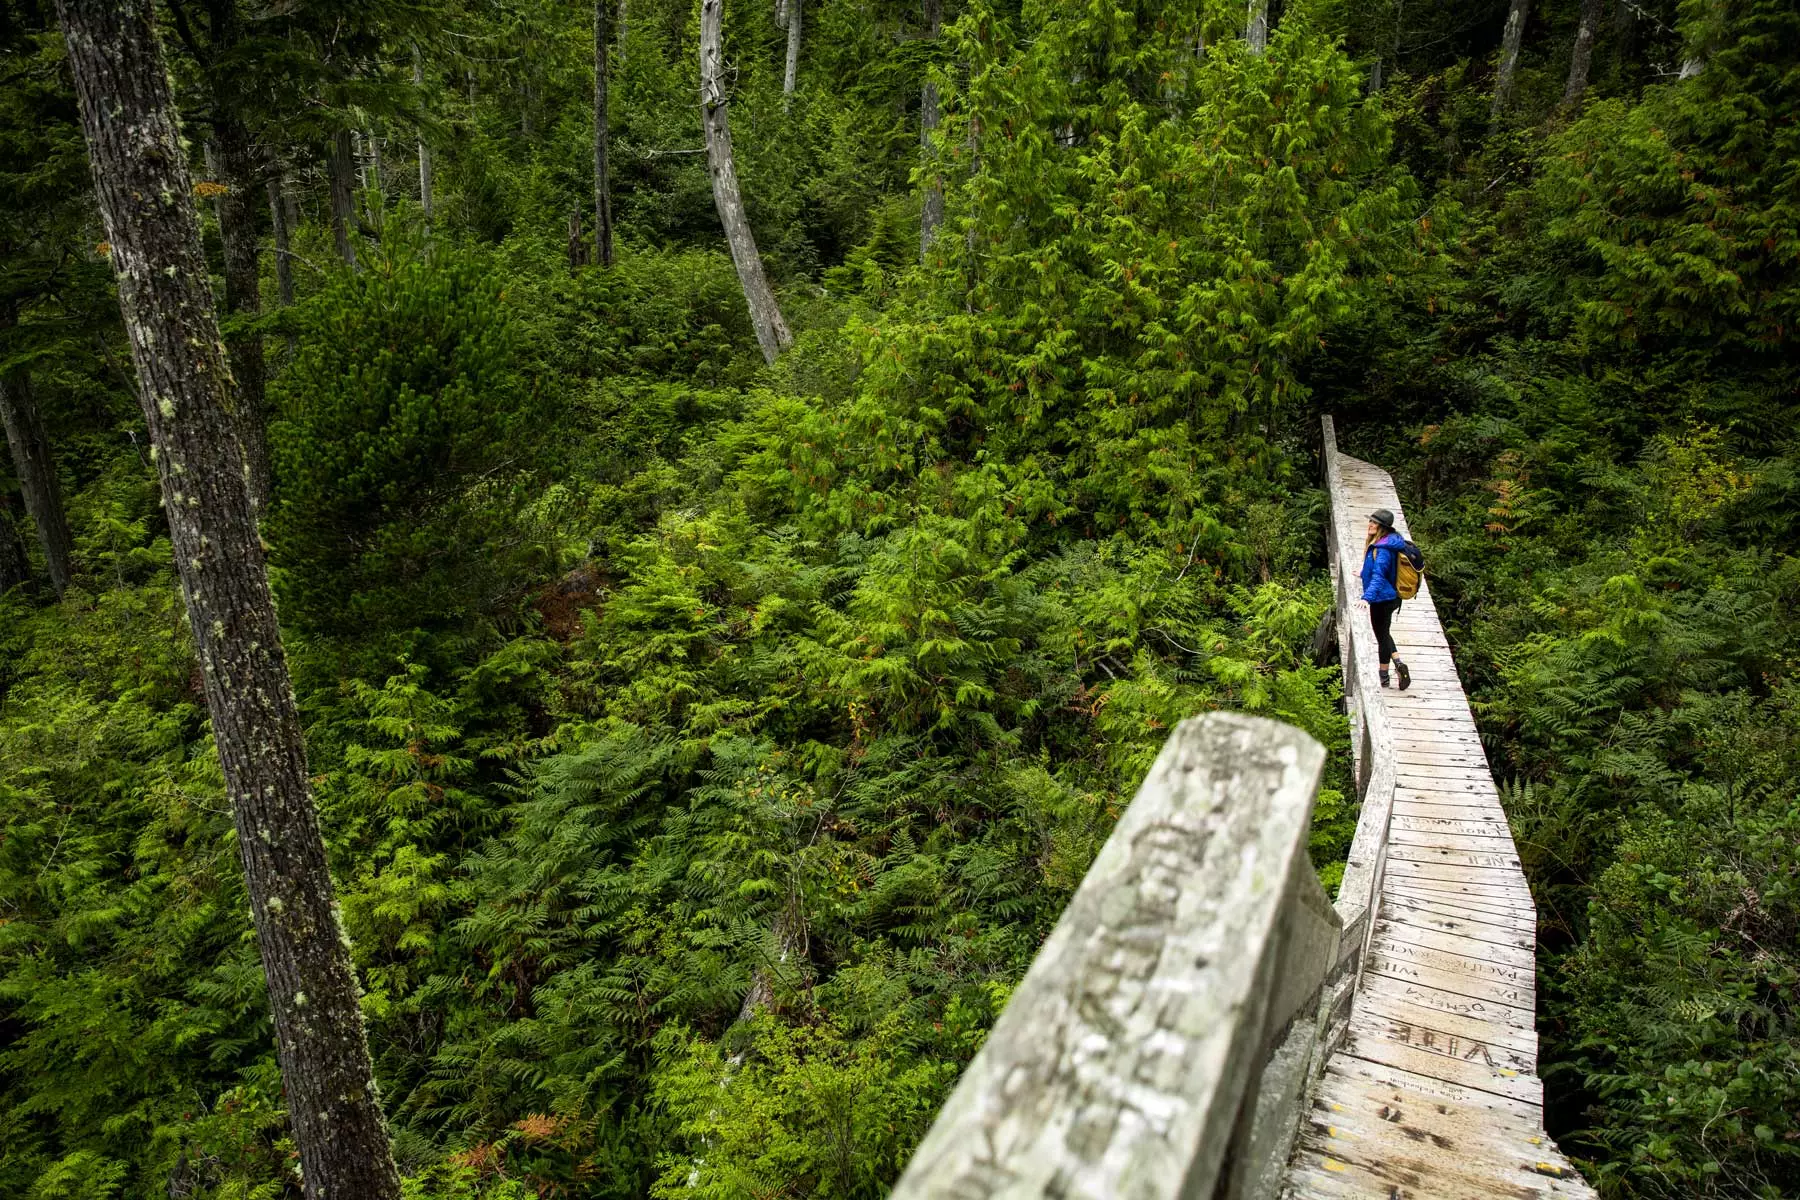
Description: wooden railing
xmin=889 ymin=420 xmax=1402 ymax=1200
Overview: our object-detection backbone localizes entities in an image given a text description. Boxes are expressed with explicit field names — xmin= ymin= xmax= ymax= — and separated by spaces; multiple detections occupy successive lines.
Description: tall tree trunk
xmin=1562 ymin=0 xmax=1603 ymax=106
xmin=782 ymin=0 xmax=801 ymax=100
xmin=700 ymin=0 xmax=791 ymax=364
xmin=0 ymin=367 xmax=74 ymax=598
xmin=54 ymin=1 xmax=404 ymax=1196
xmin=268 ymin=176 xmax=295 ymax=307
xmin=414 ymin=49 xmax=434 ymax=226
xmin=919 ymin=0 xmax=943 ymax=261
xmin=616 ymin=0 xmax=627 ymax=62
xmin=328 ymin=129 xmax=358 ymax=268
xmin=593 ymin=0 xmax=615 ymax=266
xmin=1490 ymin=0 xmax=1531 ymax=120
xmin=1246 ymin=0 xmax=1268 ymax=53
xmin=214 ymin=119 xmax=270 ymax=511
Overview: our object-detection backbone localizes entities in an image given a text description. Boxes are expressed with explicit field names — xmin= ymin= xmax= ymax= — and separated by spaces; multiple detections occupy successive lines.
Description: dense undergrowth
xmin=2 ymin=0 xmax=1797 ymax=1196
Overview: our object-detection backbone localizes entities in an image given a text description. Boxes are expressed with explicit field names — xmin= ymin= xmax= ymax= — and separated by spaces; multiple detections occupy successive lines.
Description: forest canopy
xmin=1 ymin=0 xmax=1796 ymax=1196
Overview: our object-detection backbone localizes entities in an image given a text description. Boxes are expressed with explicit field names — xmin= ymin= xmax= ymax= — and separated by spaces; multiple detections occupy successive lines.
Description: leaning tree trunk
xmin=214 ymin=118 xmax=270 ymax=510
xmin=782 ymin=0 xmax=801 ymax=100
xmin=1562 ymin=0 xmax=1603 ymax=106
xmin=54 ymin=1 xmax=404 ymax=1197
xmin=593 ymin=0 xmax=615 ymax=266
xmin=1490 ymin=0 xmax=1531 ymax=120
xmin=327 ymin=128 xmax=358 ymax=267
xmin=700 ymin=0 xmax=791 ymax=364
xmin=1246 ymin=0 xmax=1268 ymax=53
xmin=0 ymin=368 xmax=74 ymax=598
xmin=919 ymin=0 xmax=943 ymax=261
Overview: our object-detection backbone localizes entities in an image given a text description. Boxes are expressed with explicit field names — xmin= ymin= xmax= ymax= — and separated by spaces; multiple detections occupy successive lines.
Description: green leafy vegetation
xmin=2 ymin=0 xmax=1797 ymax=1195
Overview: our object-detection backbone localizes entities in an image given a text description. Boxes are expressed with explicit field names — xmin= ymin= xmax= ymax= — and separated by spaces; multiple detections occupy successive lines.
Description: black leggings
xmin=1369 ymin=599 xmax=1402 ymax=666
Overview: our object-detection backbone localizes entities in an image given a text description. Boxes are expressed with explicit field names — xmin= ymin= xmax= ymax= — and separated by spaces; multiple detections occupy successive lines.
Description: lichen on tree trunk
xmin=53 ymin=0 xmax=404 ymax=1194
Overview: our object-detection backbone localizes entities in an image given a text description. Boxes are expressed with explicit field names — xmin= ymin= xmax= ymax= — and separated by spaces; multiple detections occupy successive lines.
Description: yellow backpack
xmin=1394 ymin=540 xmax=1424 ymax=600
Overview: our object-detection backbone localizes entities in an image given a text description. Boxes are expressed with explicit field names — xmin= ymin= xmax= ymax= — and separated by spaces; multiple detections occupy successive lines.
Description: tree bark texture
xmin=54 ymin=1 xmax=404 ymax=1197
xmin=0 ymin=368 xmax=74 ymax=597
xmin=918 ymin=0 xmax=943 ymax=262
xmin=268 ymin=176 xmax=295 ymax=307
xmin=782 ymin=0 xmax=801 ymax=99
xmin=1246 ymin=0 xmax=1268 ymax=53
xmin=328 ymin=128 xmax=358 ymax=267
xmin=700 ymin=0 xmax=791 ymax=364
xmin=593 ymin=0 xmax=615 ymax=266
xmin=414 ymin=50 xmax=434 ymax=225
xmin=213 ymin=119 xmax=270 ymax=511
xmin=1490 ymin=0 xmax=1531 ymax=120
xmin=1562 ymin=0 xmax=1603 ymax=105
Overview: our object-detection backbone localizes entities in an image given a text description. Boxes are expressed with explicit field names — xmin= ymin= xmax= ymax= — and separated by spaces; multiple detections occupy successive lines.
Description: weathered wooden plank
xmin=1387 ymin=843 xmax=1522 ymax=871
xmin=1363 ymin=952 xmax=1535 ymax=1011
xmin=1382 ymin=858 xmax=1531 ymax=889
xmin=1377 ymin=920 xmax=1535 ymax=970
xmin=1391 ymin=814 xmax=1514 ymax=837
xmin=890 ymin=713 xmax=1333 ymax=1200
xmin=1396 ymin=767 xmax=1497 ymax=785
xmin=1383 ymin=881 xmax=1538 ymax=919
xmin=1389 ymin=826 xmax=1521 ymax=852
xmin=1340 ymin=1015 xmax=1540 ymax=1103
xmin=1393 ymin=800 xmax=1510 ymax=822
xmin=1383 ymin=895 xmax=1536 ymax=944
xmin=1355 ymin=982 xmax=1537 ymax=1048
xmin=1369 ymin=935 xmax=1537 ymax=991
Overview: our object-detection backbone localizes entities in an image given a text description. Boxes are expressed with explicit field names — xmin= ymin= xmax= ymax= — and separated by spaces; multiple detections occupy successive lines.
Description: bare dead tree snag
xmin=53 ymin=0 xmax=405 ymax=1195
xmin=782 ymin=0 xmax=801 ymax=100
xmin=1490 ymin=0 xmax=1531 ymax=120
xmin=1562 ymin=0 xmax=1604 ymax=106
xmin=700 ymin=0 xmax=792 ymax=364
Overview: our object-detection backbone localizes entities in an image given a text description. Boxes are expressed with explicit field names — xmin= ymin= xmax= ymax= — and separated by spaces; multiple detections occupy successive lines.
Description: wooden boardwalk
xmin=1284 ymin=449 xmax=1594 ymax=1199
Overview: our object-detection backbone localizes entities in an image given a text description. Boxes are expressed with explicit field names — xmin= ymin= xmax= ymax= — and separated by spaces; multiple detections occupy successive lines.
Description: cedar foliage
xmin=2 ymin=0 xmax=1797 ymax=1195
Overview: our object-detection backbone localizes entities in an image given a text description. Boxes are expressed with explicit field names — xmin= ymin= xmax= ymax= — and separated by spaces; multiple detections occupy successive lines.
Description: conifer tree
xmin=52 ymin=0 xmax=404 ymax=1195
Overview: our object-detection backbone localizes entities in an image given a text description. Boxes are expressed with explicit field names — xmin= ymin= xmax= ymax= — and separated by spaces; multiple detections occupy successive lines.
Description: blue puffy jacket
xmin=1361 ymin=532 xmax=1407 ymax=603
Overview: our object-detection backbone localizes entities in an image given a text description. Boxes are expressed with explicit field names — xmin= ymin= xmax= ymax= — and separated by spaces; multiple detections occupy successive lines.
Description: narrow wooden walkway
xmin=1284 ymin=449 xmax=1594 ymax=1199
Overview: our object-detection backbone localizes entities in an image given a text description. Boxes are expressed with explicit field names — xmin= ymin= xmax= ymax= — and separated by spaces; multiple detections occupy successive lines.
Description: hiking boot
xmin=1395 ymin=660 xmax=1411 ymax=691
xmin=1379 ymin=668 xmax=1391 ymax=688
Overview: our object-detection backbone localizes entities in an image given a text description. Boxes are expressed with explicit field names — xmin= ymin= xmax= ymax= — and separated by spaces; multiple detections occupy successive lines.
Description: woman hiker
xmin=1361 ymin=508 xmax=1411 ymax=690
